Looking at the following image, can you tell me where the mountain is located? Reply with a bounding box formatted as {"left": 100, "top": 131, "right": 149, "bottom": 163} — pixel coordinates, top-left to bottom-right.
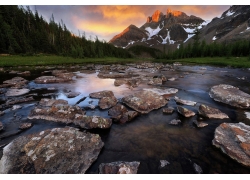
{"left": 187, "top": 5, "right": 250, "bottom": 44}
{"left": 109, "top": 8, "right": 207, "bottom": 51}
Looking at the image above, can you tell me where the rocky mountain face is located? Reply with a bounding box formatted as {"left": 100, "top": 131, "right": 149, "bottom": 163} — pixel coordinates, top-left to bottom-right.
{"left": 109, "top": 6, "right": 250, "bottom": 52}
{"left": 109, "top": 8, "right": 206, "bottom": 51}
{"left": 191, "top": 5, "right": 250, "bottom": 44}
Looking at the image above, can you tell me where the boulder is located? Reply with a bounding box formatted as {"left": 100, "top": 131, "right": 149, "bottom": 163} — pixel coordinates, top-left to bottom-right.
{"left": 98, "top": 96, "right": 118, "bottom": 109}
{"left": 19, "top": 123, "right": 33, "bottom": 130}
{"left": 99, "top": 161, "right": 140, "bottom": 174}
{"left": 174, "top": 96, "right": 197, "bottom": 106}
{"left": 5, "top": 88, "right": 30, "bottom": 97}
{"left": 212, "top": 122, "right": 250, "bottom": 167}
{"left": 193, "top": 120, "right": 208, "bottom": 128}
{"left": 209, "top": 84, "right": 250, "bottom": 108}
{"left": 0, "top": 122, "right": 3, "bottom": 131}
{"left": 198, "top": 104, "right": 229, "bottom": 119}
{"left": 34, "top": 75, "right": 73, "bottom": 84}
{"left": 177, "top": 106, "right": 195, "bottom": 117}
{"left": 65, "top": 92, "right": 81, "bottom": 98}
{"left": 39, "top": 98, "right": 68, "bottom": 107}
{"left": 169, "top": 119, "right": 181, "bottom": 125}
{"left": 28, "top": 104, "right": 112, "bottom": 129}
{"left": 3, "top": 77, "right": 28, "bottom": 88}
{"left": 89, "top": 90, "right": 114, "bottom": 99}
{"left": 114, "top": 79, "right": 127, "bottom": 86}
{"left": 163, "top": 107, "right": 175, "bottom": 114}
{"left": 0, "top": 127, "right": 104, "bottom": 173}
{"left": 108, "top": 104, "right": 139, "bottom": 123}
{"left": 148, "top": 78, "right": 162, "bottom": 85}
{"left": 122, "top": 90, "right": 168, "bottom": 114}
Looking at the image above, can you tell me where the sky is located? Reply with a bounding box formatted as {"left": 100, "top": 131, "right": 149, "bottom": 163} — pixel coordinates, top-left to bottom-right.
{"left": 26, "top": 5, "right": 230, "bottom": 42}
{"left": 5, "top": 0, "right": 237, "bottom": 42}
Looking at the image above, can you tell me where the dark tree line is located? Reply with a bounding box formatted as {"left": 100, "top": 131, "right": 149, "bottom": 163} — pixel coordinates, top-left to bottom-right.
{"left": 161, "top": 26, "right": 250, "bottom": 59}
{"left": 0, "top": 5, "right": 131, "bottom": 58}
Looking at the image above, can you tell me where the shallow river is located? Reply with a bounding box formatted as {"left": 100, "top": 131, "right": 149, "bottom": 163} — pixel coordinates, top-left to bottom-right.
{"left": 1, "top": 64, "right": 250, "bottom": 174}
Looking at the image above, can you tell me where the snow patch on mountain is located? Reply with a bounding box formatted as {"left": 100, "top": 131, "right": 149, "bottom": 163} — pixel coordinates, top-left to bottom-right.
{"left": 184, "top": 34, "right": 195, "bottom": 43}
{"left": 145, "top": 25, "right": 163, "bottom": 40}
{"left": 226, "top": 10, "right": 235, "bottom": 17}
{"left": 198, "top": 20, "right": 211, "bottom": 29}
{"left": 212, "top": 36, "right": 217, "bottom": 40}
{"left": 183, "top": 27, "right": 195, "bottom": 33}
{"left": 160, "top": 31, "right": 175, "bottom": 44}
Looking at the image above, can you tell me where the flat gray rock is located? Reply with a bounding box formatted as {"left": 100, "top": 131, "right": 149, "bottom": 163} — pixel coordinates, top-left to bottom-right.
{"left": 174, "top": 96, "right": 197, "bottom": 106}
{"left": 143, "top": 88, "right": 178, "bottom": 96}
{"left": 5, "top": 88, "right": 30, "bottom": 97}
{"left": 177, "top": 106, "right": 195, "bottom": 117}
{"left": 212, "top": 122, "right": 250, "bottom": 167}
{"left": 209, "top": 84, "right": 250, "bottom": 109}
{"left": 198, "top": 104, "right": 229, "bottom": 119}
{"left": 0, "top": 127, "right": 104, "bottom": 173}
{"left": 122, "top": 90, "right": 168, "bottom": 114}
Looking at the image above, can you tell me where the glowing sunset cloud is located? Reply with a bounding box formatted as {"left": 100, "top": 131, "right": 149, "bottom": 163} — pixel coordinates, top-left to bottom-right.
{"left": 30, "top": 5, "right": 230, "bottom": 41}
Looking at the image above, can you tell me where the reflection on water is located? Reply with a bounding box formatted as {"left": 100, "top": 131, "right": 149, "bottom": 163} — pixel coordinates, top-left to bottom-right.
{"left": 1, "top": 65, "right": 250, "bottom": 173}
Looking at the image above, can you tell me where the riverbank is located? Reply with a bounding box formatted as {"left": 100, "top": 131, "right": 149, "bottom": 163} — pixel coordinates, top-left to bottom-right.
{"left": 0, "top": 55, "right": 249, "bottom": 68}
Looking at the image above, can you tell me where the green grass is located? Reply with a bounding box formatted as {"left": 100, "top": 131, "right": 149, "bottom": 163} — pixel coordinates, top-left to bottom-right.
{"left": 0, "top": 55, "right": 250, "bottom": 68}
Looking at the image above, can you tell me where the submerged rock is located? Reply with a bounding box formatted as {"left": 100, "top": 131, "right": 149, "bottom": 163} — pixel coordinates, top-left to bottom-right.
{"left": 0, "top": 122, "right": 3, "bottom": 131}
{"left": 114, "top": 79, "right": 127, "bottom": 86}
{"left": 99, "top": 161, "right": 140, "bottom": 174}
{"left": 108, "top": 104, "right": 138, "bottom": 123}
{"left": 193, "top": 120, "right": 208, "bottom": 128}
{"left": 198, "top": 104, "right": 229, "bottom": 119}
{"left": 11, "top": 105, "right": 22, "bottom": 111}
{"left": 212, "top": 122, "right": 250, "bottom": 167}
{"left": 209, "top": 84, "right": 250, "bottom": 109}
{"left": 65, "top": 92, "right": 81, "bottom": 98}
{"left": 122, "top": 90, "right": 168, "bottom": 114}
{"left": 169, "top": 119, "right": 181, "bottom": 125}
{"left": 19, "top": 123, "right": 32, "bottom": 130}
{"left": 39, "top": 98, "right": 68, "bottom": 107}
{"left": 0, "top": 127, "right": 104, "bottom": 173}
{"left": 162, "top": 107, "right": 175, "bottom": 114}
{"left": 174, "top": 96, "right": 197, "bottom": 106}
{"left": 177, "top": 106, "right": 195, "bottom": 117}
{"left": 5, "top": 88, "right": 30, "bottom": 97}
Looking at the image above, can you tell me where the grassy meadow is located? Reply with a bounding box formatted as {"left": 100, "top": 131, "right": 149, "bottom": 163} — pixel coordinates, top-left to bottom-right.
{"left": 0, "top": 55, "right": 250, "bottom": 68}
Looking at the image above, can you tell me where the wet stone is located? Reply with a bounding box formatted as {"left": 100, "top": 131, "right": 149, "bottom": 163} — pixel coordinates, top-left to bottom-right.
{"left": 169, "top": 119, "right": 181, "bottom": 125}
{"left": 193, "top": 120, "right": 208, "bottom": 128}
{"left": 0, "top": 122, "right": 3, "bottom": 131}
{"left": 177, "top": 106, "right": 195, "bottom": 117}
{"left": 89, "top": 90, "right": 114, "bottom": 99}
{"left": 143, "top": 88, "right": 178, "bottom": 96}
{"left": 5, "top": 96, "right": 34, "bottom": 106}
{"left": 0, "top": 127, "right": 104, "bottom": 173}
{"left": 193, "top": 163, "right": 203, "bottom": 174}
{"left": 163, "top": 107, "right": 175, "bottom": 114}
{"left": 11, "top": 105, "right": 22, "bottom": 111}
{"left": 198, "top": 104, "right": 229, "bottom": 119}
{"left": 148, "top": 78, "right": 162, "bottom": 85}
{"left": 168, "top": 77, "right": 176, "bottom": 81}
{"left": 99, "top": 161, "right": 140, "bottom": 174}
{"left": 122, "top": 90, "right": 168, "bottom": 114}
{"left": 3, "top": 77, "right": 28, "bottom": 88}
{"left": 19, "top": 123, "right": 33, "bottom": 130}
{"left": 212, "top": 122, "right": 250, "bottom": 167}
{"left": 174, "top": 96, "right": 197, "bottom": 106}
{"left": 98, "top": 96, "right": 118, "bottom": 110}
{"left": 209, "top": 84, "right": 250, "bottom": 109}
{"left": 65, "top": 92, "right": 81, "bottom": 98}
{"left": 39, "top": 98, "right": 68, "bottom": 107}
{"left": 5, "top": 88, "right": 30, "bottom": 97}
{"left": 28, "top": 99, "right": 112, "bottom": 129}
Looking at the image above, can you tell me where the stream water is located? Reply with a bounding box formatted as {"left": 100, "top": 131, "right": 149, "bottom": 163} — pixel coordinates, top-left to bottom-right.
{"left": 1, "top": 64, "right": 250, "bottom": 174}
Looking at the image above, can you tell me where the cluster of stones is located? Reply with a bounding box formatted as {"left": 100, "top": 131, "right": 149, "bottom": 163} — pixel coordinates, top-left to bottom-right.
{"left": 34, "top": 70, "right": 75, "bottom": 84}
